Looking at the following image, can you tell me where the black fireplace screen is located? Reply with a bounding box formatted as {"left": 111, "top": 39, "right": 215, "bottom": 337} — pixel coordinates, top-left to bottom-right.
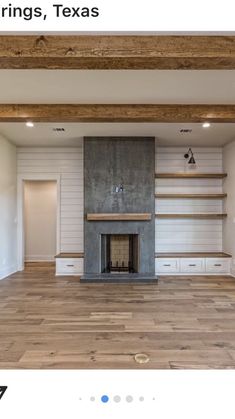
{"left": 101, "top": 234, "right": 139, "bottom": 273}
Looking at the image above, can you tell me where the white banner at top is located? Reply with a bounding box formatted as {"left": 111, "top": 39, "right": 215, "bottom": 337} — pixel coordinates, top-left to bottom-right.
{"left": 0, "top": 0, "right": 234, "bottom": 32}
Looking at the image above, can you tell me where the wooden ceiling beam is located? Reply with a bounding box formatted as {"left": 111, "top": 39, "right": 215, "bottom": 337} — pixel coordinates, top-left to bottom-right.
{"left": 1, "top": 104, "right": 235, "bottom": 123}
{"left": 1, "top": 36, "right": 235, "bottom": 69}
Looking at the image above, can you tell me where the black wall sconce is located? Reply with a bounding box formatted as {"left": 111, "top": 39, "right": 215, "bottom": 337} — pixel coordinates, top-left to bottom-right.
{"left": 184, "top": 148, "right": 196, "bottom": 167}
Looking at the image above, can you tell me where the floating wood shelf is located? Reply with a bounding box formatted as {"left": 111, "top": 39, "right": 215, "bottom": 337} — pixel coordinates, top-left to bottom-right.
{"left": 155, "top": 193, "right": 227, "bottom": 199}
{"left": 87, "top": 213, "right": 152, "bottom": 221}
{"left": 155, "top": 173, "right": 227, "bottom": 179}
{"left": 155, "top": 213, "right": 227, "bottom": 219}
{"left": 155, "top": 252, "right": 231, "bottom": 258}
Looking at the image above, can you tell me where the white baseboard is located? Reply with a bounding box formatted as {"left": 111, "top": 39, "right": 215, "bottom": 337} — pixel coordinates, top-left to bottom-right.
{"left": 0, "top": 265, "right": 18, "bottom": 280}
{"left": 25, "top": 255, "right": 55, "bottom": 262}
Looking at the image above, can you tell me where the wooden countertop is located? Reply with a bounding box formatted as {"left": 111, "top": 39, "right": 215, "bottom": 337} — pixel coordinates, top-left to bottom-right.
{"left": 55, "top": 253, "right": 84, "bottom": 259}
{"left": 56, "top": 252, "right": 232, "bottom": 259}
{"left": 155, "top": 252, "right": 231, "bottom": 258}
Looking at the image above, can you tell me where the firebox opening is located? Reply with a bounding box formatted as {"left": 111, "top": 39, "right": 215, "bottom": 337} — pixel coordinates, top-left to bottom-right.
{"left": 101, "top": 234, "right": 139, "bottom": 274}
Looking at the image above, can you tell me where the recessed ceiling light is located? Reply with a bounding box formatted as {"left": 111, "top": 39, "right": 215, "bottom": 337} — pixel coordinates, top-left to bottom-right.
{"left": 26, "top": 122, "right": 34, "bottom": 128}
{"left": 202, "top": 122, "right": 211, "bottom": 128}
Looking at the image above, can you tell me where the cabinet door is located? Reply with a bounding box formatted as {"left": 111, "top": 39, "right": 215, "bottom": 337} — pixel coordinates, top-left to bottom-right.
{"left": 180, "top": 258, "right": 205, "bottom": 273}
{"left": 56, "top": 258, "right": 84, "bottom": 275}
{"left": 206, "top": 258, "right": 230, "bottom": 274}
{"left": 155, "top": 258, "right": 179, "bottom": 273}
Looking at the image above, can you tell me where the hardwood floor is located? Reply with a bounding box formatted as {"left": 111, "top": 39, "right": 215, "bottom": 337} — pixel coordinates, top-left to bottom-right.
{"left": 1, "top": 263, "right": 235, "bottom": 369}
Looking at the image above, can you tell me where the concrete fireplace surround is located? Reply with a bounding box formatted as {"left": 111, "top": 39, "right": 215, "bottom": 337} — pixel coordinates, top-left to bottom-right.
{"left": 81, "top": 137, "right": 157, "bottom": 283}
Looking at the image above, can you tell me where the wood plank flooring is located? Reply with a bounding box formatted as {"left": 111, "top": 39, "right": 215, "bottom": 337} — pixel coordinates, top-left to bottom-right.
{"left": 1, "top": 263, "right": 235, "bottom": 369}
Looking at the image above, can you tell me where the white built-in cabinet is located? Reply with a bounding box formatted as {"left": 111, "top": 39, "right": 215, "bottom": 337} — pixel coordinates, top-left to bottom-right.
{"left": 55, "top": 255, "right": 84, "bottom": 276}
{"left": 155, "top": 257, "right": 231, "bottom": 275}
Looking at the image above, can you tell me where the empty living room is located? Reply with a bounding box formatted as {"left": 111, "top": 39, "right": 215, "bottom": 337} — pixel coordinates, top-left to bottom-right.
{"left": 1, "top": 35, "right": 235, "bottom": 371}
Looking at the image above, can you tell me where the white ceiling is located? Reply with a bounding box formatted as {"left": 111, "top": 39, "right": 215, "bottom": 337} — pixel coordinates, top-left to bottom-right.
{"left": 0, "top": 70, "right": 235, "bottom": 104}
{"left": 1, "top": 122, "right": 235, "bottom": 147}
{"left": 1, "top": 70, "right": 235, "bottom": 147}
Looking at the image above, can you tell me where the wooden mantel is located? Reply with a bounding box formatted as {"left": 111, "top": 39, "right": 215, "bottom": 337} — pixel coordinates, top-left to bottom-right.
{"left": 87, "top": 213, "right": 152, "bottom": 221}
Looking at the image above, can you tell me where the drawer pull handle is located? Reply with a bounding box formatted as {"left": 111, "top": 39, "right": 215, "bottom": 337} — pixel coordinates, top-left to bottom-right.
{"left": 214, "top": 264, "right": 222, "bottom": 267}
{"left": 163, "top": 264, "right": 171, "bottom": 267}
{"left": 67, "top": 264, "right": 75, "bottom": 267}
{"left": 189, "top": 264, "right": 196, "bottom": 267}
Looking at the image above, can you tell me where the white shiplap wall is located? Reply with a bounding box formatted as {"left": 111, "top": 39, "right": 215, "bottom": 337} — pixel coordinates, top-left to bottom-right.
{"left": 155, "top": 147, "right": 224, "bottom": 253}
{"left": 17, "top": 143, "right": 224, "bottom": 257}
{"left": 17, "top": 144, "right": 84, "bottom": 253}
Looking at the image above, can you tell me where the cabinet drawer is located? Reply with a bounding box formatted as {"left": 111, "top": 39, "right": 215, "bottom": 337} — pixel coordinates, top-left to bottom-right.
{"left": 180, "top": 258, "right": 205, "bottom": 273}
{"left": 56, "top": 258, "right": 84, "bottom": 275}
{"left": 206, "top": 258, "right": 230, "bottom": 273}
{"left": 156, "top": 258, "right": 179, "bottom": 273}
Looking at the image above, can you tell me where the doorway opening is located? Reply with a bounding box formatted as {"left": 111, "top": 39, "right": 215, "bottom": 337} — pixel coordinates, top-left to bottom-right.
{"left": 23, "top": 181, "right": 57, "bottom": 264}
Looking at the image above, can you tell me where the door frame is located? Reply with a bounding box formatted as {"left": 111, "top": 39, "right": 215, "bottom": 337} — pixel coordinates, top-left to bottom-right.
{"left": 17, "top": 174, "right": 61, "bottom": 271}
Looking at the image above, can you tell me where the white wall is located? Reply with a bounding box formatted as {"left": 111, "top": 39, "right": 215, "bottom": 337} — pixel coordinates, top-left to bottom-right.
{"left": 17, "top": 145, "right": 84, "bottom": 253}
{"left": 155, "top": 147, "right": 224, "bottom": 253}
{"left": 0, "top": 135, "right": 17, "bottom": 279}
{"left": 24, "top": 181, "right": 57, "bottom": 261}
{"left": 223, "top": 140, "right": 235, "bottom": 274}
